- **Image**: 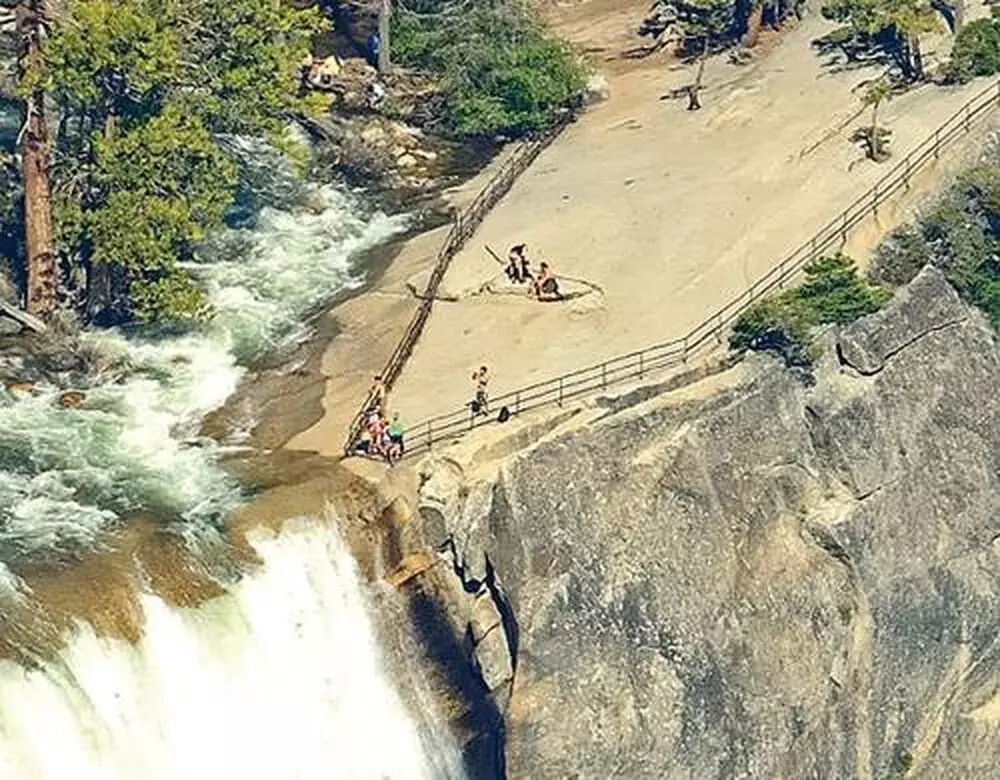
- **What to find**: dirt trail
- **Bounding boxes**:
[288,6,995,455]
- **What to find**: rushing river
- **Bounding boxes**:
[0,154,403,567]
[0,144,467,777]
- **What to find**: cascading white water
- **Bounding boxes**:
[0,145,468,777]
[0,175,408,566]
[0,518,467,780]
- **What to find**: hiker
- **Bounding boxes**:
[376,415,395,464]
[387,412,406,457]
[354,427,374,455]
[471,365,490,416]
[520,251,532,283]
[531,262,560,300]
[369,374,386,411]
[506,244,527,283]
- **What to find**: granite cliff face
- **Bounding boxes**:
[415,267,1000,779]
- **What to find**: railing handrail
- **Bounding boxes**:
[342,111,575,452]
[358,78,1000,458]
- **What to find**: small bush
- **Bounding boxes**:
[946,17,1000,83]
[871,160,1000,328]
[392,2,586,137]
[730,255,891,365]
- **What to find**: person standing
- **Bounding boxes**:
[388,412,406,456]
[369,374,386,411]
[507,244,528,283]
[471,366,490,416]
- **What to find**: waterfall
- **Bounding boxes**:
[0,518,467,780]
[0,146,465,778]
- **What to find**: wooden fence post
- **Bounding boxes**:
[427,420,433,448]
[639,352,645,378]
[934,130,940,159]
[558,377,564,407]
[601,363,607,388]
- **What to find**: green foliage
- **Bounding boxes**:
[34,0,323,322]
[871,162,1000,327]
[682,0,741,43]
[172,0,324,135]
[87,108,237,320]
[34,0,179,111]
[948,18,1000,83]
[822,0,937,37]
[392,2,586,137]
[821,0,938,78]
[730,255,891,365]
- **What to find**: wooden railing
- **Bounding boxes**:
[372,79,1000,457]
[342,112,574,453]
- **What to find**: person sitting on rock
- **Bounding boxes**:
[531,262,560,300]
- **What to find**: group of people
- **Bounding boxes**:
[504,244,561,300]
[354,375,406,464]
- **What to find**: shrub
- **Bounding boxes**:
[946,17,1000,83]
[871,159,1000,328]
[392,2,586,137]
[730,255,891,365]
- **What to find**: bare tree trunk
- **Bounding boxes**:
[17,0,56,318]
[687,41,707,111]
[870,101,881,160]
[377,0,391,76]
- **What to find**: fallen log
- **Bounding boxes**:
[0,299,46,333]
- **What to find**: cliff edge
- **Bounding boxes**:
[415,266,1000,779]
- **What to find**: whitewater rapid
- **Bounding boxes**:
[0,175,407,567]
[0,518,466,780]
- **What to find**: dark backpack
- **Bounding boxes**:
[497,405,511,424]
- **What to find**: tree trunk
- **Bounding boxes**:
[688,42,707,111]
[910,34,924,81]
[17,0,56,318]
[870,101,881,160]
[744,4,763,47]
[377,0,391,76]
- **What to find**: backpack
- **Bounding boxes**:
[497,405,511,424]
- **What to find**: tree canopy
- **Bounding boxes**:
[820,0,939,79]
[391,0,586,137]
[15,0,323,322]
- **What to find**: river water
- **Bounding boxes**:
[0,146,466,777]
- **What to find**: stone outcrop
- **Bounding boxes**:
[414,266,1000,778]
